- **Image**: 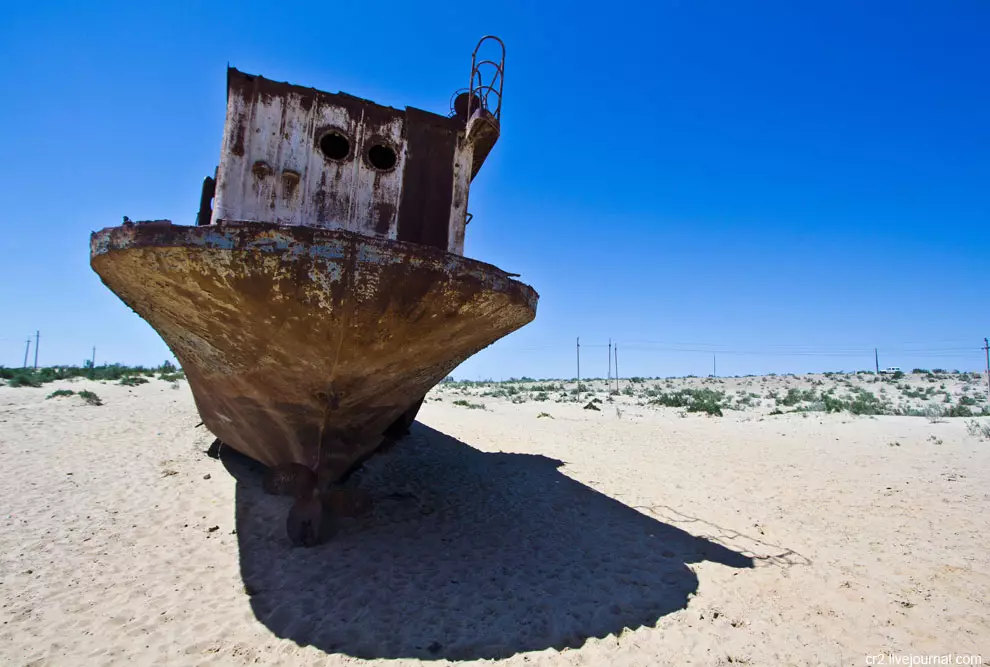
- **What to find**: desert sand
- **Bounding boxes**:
[1,373,988,666]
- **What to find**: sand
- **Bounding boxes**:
[1,374,988,666]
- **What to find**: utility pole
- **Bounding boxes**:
[875,348,880,379]
[607,339,612,394]
[91,346,96,368]
[614,344,620,394]
[23,338,31,369]
[33,331,39,369]
[984,337,989,403]
[576,337,581,402]
[713,354,716,378]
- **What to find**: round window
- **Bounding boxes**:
[367,143,398,171]
[318,131,351,161]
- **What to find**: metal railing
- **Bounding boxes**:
[449,36,505,121]
[468,35,505,121]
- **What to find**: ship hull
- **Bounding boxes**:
[90,222,537,479]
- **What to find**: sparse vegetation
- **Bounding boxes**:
[924,404,944,423]
[965,420,990,440]
[7,371,41,388]
[452,399,486,410]
[78,390,103,406]
[1,361,178,387]
[778,388,818,406]
[848,389,888,416]
[428,371,985,421]
[46,389,75,399]
[648,388,726,416]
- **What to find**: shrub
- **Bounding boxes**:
[46,389,75,399]
[452,399,485,410]
[649,392,692,409]
[902,386,934,400]
[537,412,553,419]
[778,388,817,406]
[848,391,887,415]
[78,390,103,406]
[7,371,41,388]
[924,404,944,423]
[965,420,990,440]
[945,404,974,418]
[648,388,726,416]
[823,395,847,413]
[687,399,723,417]
[119,376,149,386]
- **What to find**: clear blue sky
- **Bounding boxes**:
[1,1,987,379]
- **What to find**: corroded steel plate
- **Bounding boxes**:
[90,222,537,477]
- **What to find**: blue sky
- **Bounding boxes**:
[1,1,987,379]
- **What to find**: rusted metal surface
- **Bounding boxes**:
[90,221,537,480]
[90,41,531,546]
[396,108,457,250]
[216,70,408,237]
[213,69,494,256]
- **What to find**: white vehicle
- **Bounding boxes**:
[880,367,902,374]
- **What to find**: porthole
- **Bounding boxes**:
[367,143,398,171]
[318,130,351,161]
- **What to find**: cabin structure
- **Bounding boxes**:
[199,37,504,257]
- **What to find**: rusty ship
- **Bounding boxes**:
[90,37,538,544]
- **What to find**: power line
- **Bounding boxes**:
[493,340,982,355]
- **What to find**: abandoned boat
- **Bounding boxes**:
[90,37,538,544]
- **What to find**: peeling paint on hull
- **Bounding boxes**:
[90,221,538,479]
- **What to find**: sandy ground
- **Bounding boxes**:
[1,375,988,666]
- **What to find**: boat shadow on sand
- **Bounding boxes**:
[220,422,754,660]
